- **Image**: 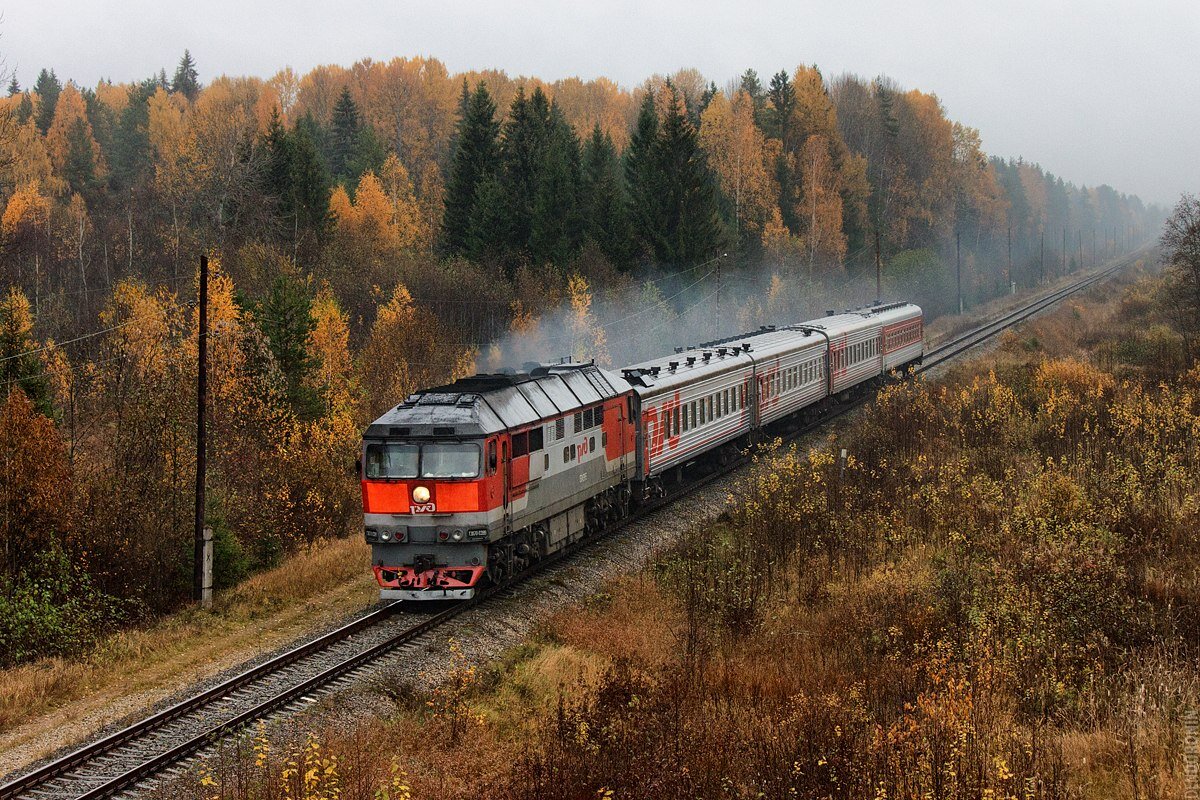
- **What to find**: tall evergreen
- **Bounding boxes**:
[496,86,553,257]
[328,87,361,185]
[740,69,765,123]
[625,91,663,262]
[442,82,500,255]
[649,86,725,266]
[109,78,157,192]
[529,105,584,266]
[290,117,332,243]
[581,124,631,269]
[171,50,200,101]
[765,70,795,143]
[6,76,19,96]
[63,117,100,197]
[15,92,32,126]
[33,69,61,135]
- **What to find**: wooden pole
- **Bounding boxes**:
[956,230,962,314]
[194,253,209,605]
[874,230,882,303]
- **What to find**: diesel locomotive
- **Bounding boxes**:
[361,301,924,600]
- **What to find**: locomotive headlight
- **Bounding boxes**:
[412,485,431,503]
[450,529,464,542]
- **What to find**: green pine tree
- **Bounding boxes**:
[290,116,331,245]
[625,91,663,264]
[765,70,794,142]
[529,105,584,266]
[6,76,19,96]
[328,87,361,186]
[251,275,320,417]
[465,173,510,263]
[33,68,61,135]
[496,86,553,256]
[108,78,158,192]
[171,50,200,101]
[581,124,631,269]
[63,117,100,197]
[442,82,500,256]
[650,84,726,266]
[15,92,32,126]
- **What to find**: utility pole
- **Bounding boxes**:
[1077,230,1083,273]
[194,253,211,607]
[1061,227,1066,276]
[715,252,721,337]
[1092,228,1096,266]
[956,230,962,314]
[874,230,882,303]
[1007,225,1014,294]
[1039,229,1045,284]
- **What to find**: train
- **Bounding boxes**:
[360,301,924,600]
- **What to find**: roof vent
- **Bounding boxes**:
[674,347,684,354]
[826,309,835,316]
[650,366,662,376]
[433,426,455,437]
[741,342,752,352]
[686,356,697,367]
[668,361,679,371]
[702,352,713,362]
[717,347,728,357]
[388,427,410,437]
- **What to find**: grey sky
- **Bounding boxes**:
[4,0,1196,206]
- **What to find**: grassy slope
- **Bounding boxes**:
[0,536,373,776]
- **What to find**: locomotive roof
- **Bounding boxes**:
[364,361,626,439]
[619,302,922,394]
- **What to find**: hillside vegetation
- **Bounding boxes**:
[162,263,1200,799]
[0,50,1162,663]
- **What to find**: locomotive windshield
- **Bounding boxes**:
[364,443,419,479]
[420,443,481,478]
[363,441,481,480]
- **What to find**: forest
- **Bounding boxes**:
[0,50,1163,662]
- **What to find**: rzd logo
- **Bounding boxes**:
[409,502,437,514]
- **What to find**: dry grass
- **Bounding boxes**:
[0,536,373,774]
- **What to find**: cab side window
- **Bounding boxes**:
[487,440,498,474]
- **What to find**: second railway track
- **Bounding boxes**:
[0,249,1148,800]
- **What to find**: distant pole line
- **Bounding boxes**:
[194,253,208,604]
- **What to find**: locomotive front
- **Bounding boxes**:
[361,391,505,600]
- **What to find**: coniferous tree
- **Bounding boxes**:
[625,91,661,262]
[651,85,726,266]
[442,82,499,255]
[465,174,510,263]
[530,105,584,266]
[171,50,200,101]
[33,69,61,135]
[109,78,157,192]
[581,124,631,268]
[328,87,374,186]
[290,117,332,244]
[15,92,32,126]
[63,117,100,197]
[6,76,19,96]
[491,86,555,260]
[765,70,794,142]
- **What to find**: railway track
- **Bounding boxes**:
[0,249,1146,800]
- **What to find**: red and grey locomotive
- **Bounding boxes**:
[361,301,923,600]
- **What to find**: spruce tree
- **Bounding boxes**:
[765,70,794,142]
[465,174,510,263]
[33,68,61,135]
[63,117,100,197]
[625,91,663,262]
[581,124,630,268]
[252,275,320,417]
[109,78,157,192]
[496,86,553,258]
[650,85,725,266]
[171,50,200,101]
[529,106,584,266]
[442,82,499,255]
[15,92,32,126]
[262,108,296,226]
[6,76,19,96]
[328,87,361,185]
[290,117,331,243]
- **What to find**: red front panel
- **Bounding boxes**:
[361,479,501,514]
